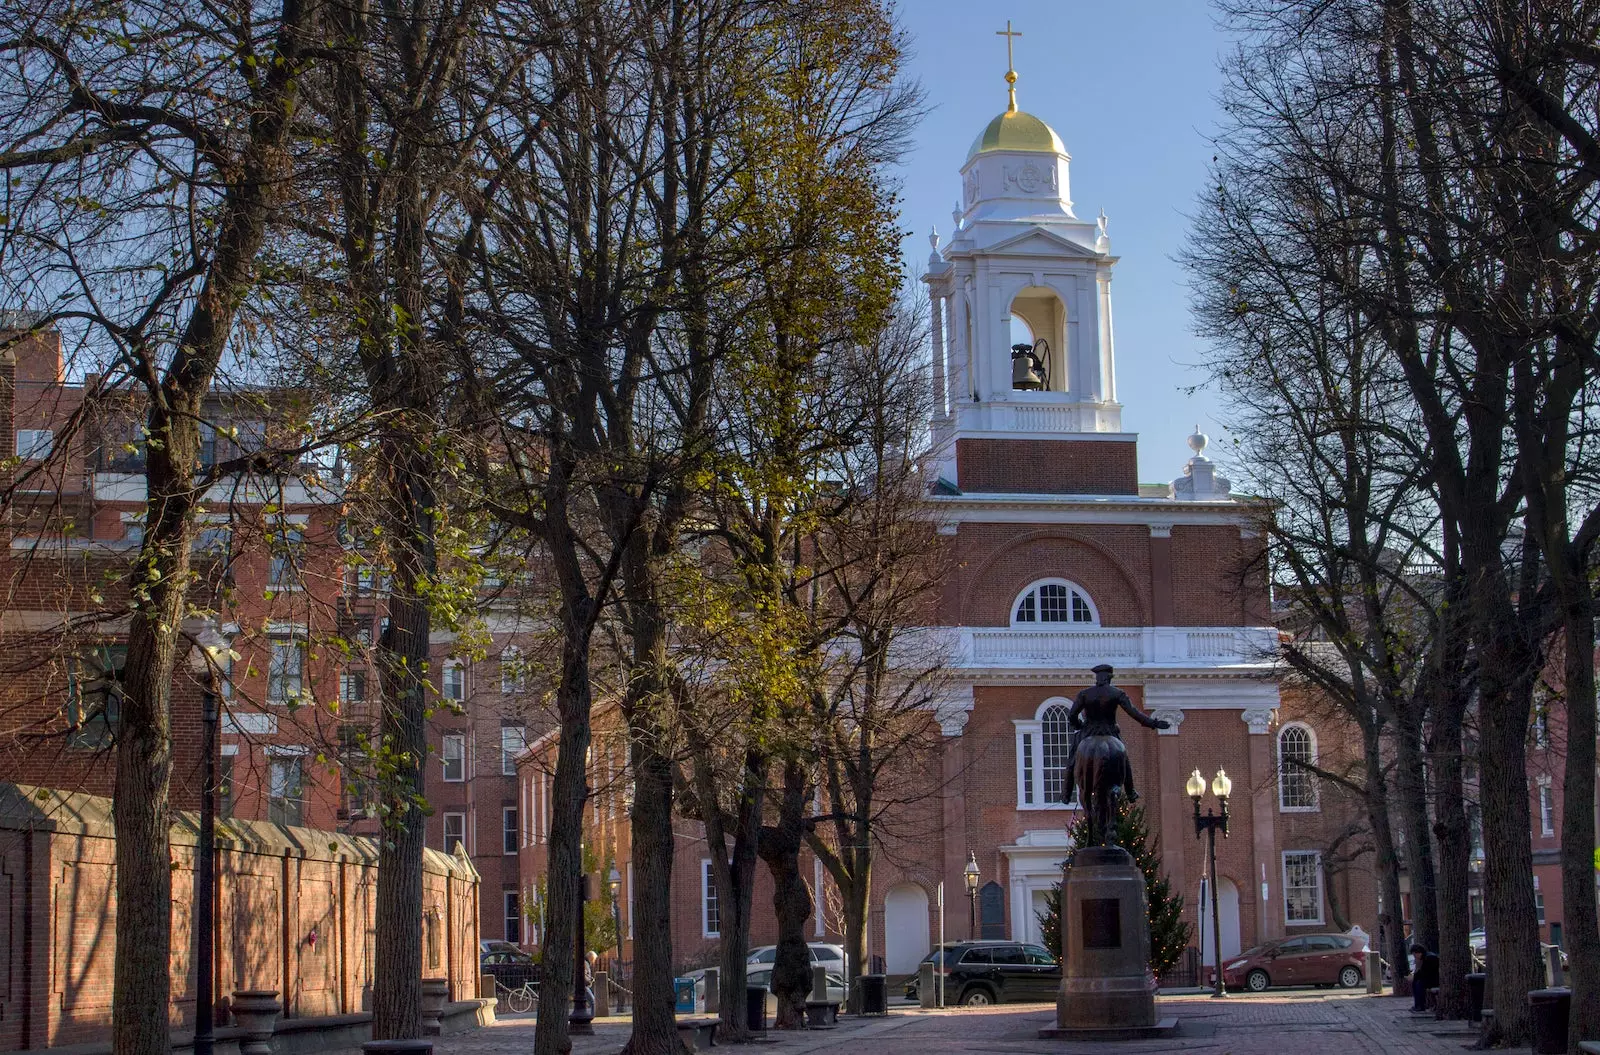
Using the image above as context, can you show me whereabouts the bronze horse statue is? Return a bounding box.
[1065,665,1170,847]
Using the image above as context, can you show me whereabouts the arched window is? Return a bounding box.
[1277,724,1317,810]
[1041,704,1073,804]
[1015,698,1081,810]
[1012,579,1098,626]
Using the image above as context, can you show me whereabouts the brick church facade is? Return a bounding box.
[516,88,1384,978]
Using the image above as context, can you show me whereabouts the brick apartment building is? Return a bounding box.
[0,323,539,944]
[511,90,1385,978]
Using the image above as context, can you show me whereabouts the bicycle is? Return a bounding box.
[496,980,538,1015]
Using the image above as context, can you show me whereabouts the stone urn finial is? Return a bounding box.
[230,990,281,1055]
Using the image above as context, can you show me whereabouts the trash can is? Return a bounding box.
[857,974,887,1015]
[1528,987,1571,1055]
[746,985,767,1033]
[1465,974,1487,1023]
[673,978,696,1014]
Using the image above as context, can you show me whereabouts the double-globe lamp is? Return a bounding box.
[1187,767,1232,999]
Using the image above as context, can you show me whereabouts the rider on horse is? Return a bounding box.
[1062,664,1170,805]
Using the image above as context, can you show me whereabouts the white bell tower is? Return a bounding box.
[924,28,1130,493]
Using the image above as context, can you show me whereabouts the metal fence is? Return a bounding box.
[1157,946,1201,988]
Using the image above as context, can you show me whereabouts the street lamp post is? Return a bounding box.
[608,866,624,1010]
[571,870,593,1034]
[187,628,231,1055]
[1187,767,1232,999]
[963,852,981,940]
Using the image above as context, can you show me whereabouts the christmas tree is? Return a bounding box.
[1037,801,1191,976]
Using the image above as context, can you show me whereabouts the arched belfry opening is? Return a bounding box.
[1007,287,1066,393]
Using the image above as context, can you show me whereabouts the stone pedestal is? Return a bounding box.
[1040,847,1176,1040]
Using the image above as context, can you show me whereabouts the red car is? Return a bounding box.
[1220,933,1366,992]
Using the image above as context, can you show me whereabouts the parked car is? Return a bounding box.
[902,940,1061,1006]
[1221,933,1365,992]
[746,943,847,975]
[747,967,846,1014]
[480,947,540,991]
[1467,930,1566,978]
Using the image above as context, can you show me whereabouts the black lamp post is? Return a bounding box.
[1187,767,1232,999]
[187,628,230,1055]
[608,866,624,1010]
[570,762,594,1036]
[963,852,981,939]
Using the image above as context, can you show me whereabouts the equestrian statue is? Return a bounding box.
[1064,664,1170,846]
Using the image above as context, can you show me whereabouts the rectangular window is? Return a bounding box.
[443,812,466,854]
[443,663,465,701]
[501,651,526,694]
[503,807,518,855]
[1539,783,1555,835]
[217,753,235,819]
[502,726,525,776]
[441,734,466,782]
[268,756,305,827]
[339,670,367,703]
[199,423,217,467]
[268,528,305,589]
[67,645,126,749]
[1533,709,1550,748]
[1283,851,1324,925]
[504,890,521,944]
[702,859,720,937]
[1021,733,1034,806]
[267,638,304,702]
[17,429,52,460]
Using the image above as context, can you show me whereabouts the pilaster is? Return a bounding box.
[1243,709,1280,942]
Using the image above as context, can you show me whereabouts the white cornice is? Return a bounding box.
[926,493,1261,527]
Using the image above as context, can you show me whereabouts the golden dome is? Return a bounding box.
[966,109,1067,161]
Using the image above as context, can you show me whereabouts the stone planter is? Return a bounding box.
[230,990,282,1055]
[420,978,450,1036]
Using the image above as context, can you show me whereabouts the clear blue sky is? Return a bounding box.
[891,1,1235,484]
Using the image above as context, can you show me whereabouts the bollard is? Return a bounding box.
[918,961,937,1009]
[594,971,610,1017]
[811,964,829,1003]
[1545,946,1565,988]
[703,967,719,1016]
[1365,951,1382,995]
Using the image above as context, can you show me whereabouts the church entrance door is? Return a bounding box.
[1197,876,1242,963]
[884,883,931,974]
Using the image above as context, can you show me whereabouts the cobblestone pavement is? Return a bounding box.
[415,991,1529,1055]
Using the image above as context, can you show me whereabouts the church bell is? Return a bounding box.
[1011,339,1049,391]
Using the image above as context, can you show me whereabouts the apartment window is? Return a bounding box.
[268,527,305,589]
[67,644,126,748]
[443,812,466,854]
[1532,707,1550,748]
[1534,875,1546,925]
[442,662,466,702]
[504,890,521,944]
[1539,779,1555,835]
[500,647,526,694]
[502,726,526,776]
[1011,579,1097,625]
[268,756,305,827]
[701,859,720,937]
[503,807,518,855]
[1283,851,1324,925]
[267,638,304,703]
[349,563,385,595]
[218,750,235,819]
[1278,724,1318,811]
[339,670,367,703]
[441,734,466,782]
[17,429,52,460]
[1015,700,1078,809]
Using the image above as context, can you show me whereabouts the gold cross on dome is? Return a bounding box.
[996,20,1022,111]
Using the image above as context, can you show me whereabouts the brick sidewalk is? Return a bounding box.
[414,991,1530,1055]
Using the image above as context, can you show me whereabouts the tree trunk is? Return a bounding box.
[621,726,687,1055]
[1361,722,1409,995]
[1476,628,1544,1046]
[1392,704,1439,955]
[1558,606,1599,1053]
[702,749,762,1043]
[759,761,813,1030]
[840,853,870,1008]
[1430,698,1473,1020]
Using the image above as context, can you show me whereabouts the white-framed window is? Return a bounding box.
[268,527,305,589]
[268,755,305,827]
[17,428,52,460]
[267,637,304,703]
[442,660,466,701]
[504,889,521,944]
[1010,579,1098,626]
[1014,698,1080,809]
[1277,723,1318,811]
[502,726,526,775]
[501,647,526,694]
[701,859,720,937]
[503,807,518,855]
[1534,875,1546,925]
[443,811,466,854]
[1532,707,1550,748]
[339,670,366,703]
[1282,851,1324,925]
[1538,777,1555,835]
[441,734,466,782]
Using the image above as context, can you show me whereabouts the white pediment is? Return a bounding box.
[978,226,1102,260]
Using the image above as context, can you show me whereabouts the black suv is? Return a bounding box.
[903,940,1061,1006]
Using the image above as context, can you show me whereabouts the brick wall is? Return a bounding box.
[955,438,1139,495]
[0,783,479,1052]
